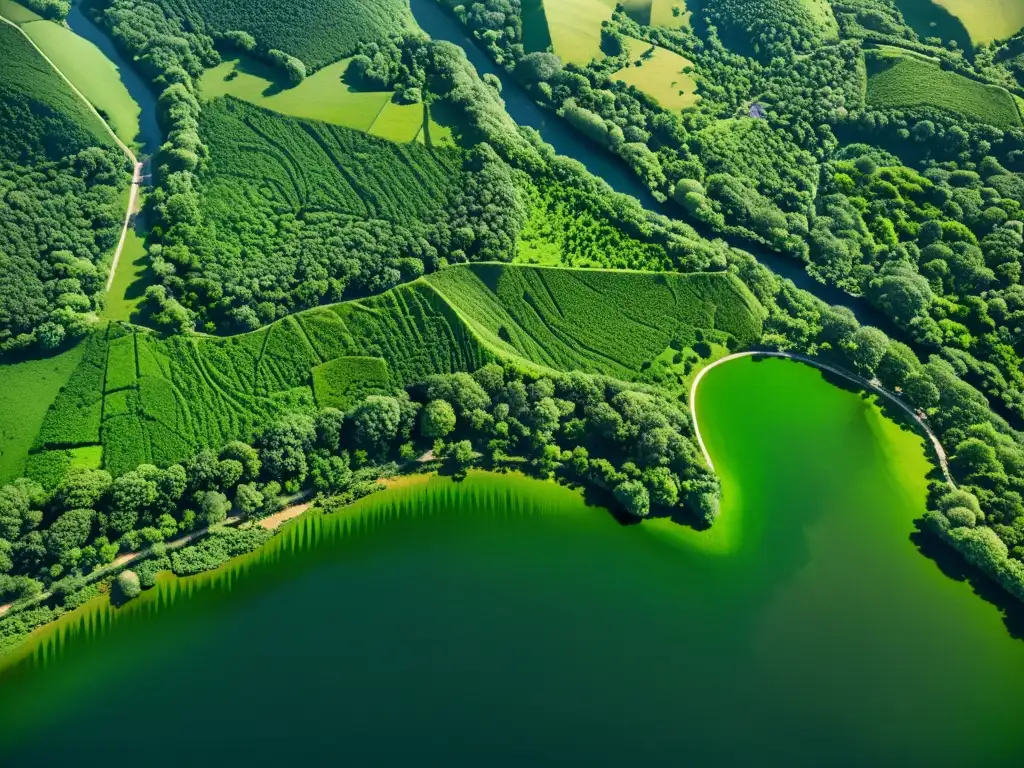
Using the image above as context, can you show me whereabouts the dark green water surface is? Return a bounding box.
[2,358,1023,765]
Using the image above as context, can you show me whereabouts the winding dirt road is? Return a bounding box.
[689,351,955,487]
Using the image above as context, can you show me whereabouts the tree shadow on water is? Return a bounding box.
[911,526,1024,642]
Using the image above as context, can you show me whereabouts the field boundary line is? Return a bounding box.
[689,350,954,486]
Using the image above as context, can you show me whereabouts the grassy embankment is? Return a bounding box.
[21,265,763,486]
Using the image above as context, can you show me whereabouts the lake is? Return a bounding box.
[1,357,1021,766]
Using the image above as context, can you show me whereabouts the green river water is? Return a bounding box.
[1,357,1022,765]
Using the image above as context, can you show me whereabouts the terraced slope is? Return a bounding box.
[25,266,764,483]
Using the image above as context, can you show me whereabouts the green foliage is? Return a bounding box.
[866,51,1021,130]
[104,334,137,393]
[170,526,273,576]
[0,25,129,351]
[160,0,411,70]
[311,357,391,410]
[164,97,475,329]
[422,399,457,439]
[698,0,838,58]
[115,569,141,600]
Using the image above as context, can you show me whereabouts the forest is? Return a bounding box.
[0,22,131,353]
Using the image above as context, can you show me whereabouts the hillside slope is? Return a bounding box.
[25,266,764,483]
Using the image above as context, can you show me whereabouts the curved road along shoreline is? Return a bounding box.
[689,351,955,487]
[0,13,142,294]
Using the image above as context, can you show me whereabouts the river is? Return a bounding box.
[1,359,1021,765]
[407,0,891,327]
[65,2,161,156]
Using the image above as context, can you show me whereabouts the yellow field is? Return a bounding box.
[650,0,690,29]
[543,0,618,65]
[934,0,1024,44]
[613,37,699,110]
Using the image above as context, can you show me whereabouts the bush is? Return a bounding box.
[116,570,142,600]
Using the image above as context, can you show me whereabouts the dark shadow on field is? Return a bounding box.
[426,98,473,148]
[520,0,552,54]
[215,54,292,97]
[892,0,973,58]
[911,526,1024,641]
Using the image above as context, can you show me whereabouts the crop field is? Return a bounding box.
[368,102,429,144]
[13,10,140,149]
[650,0,690,29]
[24,266,762,480]
[425,264,764,382]
[936,0,1024,44]
[896,0,1024,46]
[312,357,392,409]
[161,0,411,70]
[613,37,699,110]
[0,345,86,483]
[866,50,1021,129]
[0,22,112,160]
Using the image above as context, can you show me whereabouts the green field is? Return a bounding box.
[312,356,392,409]
[866,50,1021,129]
[0,346,88,482]
[537,0,617,65]
[103,228,152,323]
[650,0,690,28]
[0,0,39,23]
[24,265,763,481]
[14,13,140,149]
[200,55,450,143]
[933,0,1024,45]
[613,37,699,110]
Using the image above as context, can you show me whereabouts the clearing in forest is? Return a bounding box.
[650,0,690,29]
[613,37,699,110]
[537,0,618,65]
[200,55,449,143]
[866,49,1021,129]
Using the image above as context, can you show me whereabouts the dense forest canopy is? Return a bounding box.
[0,22,130,353]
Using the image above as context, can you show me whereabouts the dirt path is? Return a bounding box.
[0,13,142,295]
[689,351,955,487]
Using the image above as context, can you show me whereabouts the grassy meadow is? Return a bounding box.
[867,50,1021,128]
[650,0,691,29]
[614,37,699,110]
[537,0,617,65]
[932,0,1024,44]
[200,55,450,143]
[0,1,141,149]
[0,345,87,483]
